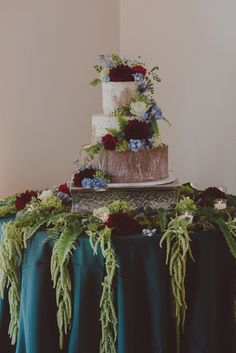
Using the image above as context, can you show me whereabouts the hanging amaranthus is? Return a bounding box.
[160,216,194,353]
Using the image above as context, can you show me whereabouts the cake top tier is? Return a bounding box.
[90,53,162,115]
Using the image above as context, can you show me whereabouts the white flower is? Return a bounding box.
[130,101,148,117]
[93,207,110,222]
[151,133,162,148]
[38,189,53,201]
[142,228,157,237]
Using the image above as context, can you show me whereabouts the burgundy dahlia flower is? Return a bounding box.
[15,190,38,210]
[109,64,135,82]
[105,212,140,236]
[124,119,150,141]
[195,187,226,207]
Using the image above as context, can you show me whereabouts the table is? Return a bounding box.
[0,217,235,353]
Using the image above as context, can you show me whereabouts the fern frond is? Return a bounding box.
[50,218,82,349]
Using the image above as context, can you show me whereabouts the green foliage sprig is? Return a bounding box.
[0,196,17,218]
[226,216,236,238]
[82,143,105,165]
[107,115,128,140]
[107,200,129,213]
[175,197,197,213]
[90,78,101,86]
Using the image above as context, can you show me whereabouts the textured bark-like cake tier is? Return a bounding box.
[91,147,168,183]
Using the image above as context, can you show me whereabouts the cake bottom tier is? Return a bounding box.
[90,147,168,183]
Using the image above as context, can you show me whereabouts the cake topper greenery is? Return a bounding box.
[84,54,169,161]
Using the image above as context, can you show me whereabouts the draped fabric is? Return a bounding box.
[0,217,235,353]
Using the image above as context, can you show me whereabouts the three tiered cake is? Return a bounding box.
[82,54,169,184]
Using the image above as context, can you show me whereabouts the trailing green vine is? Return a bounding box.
[49,212,84,349]
[160,216,194,353]
[0,194,64,344]
[87,224,118,353]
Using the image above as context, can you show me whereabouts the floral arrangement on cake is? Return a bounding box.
[72,166,109,189]
[85,54,168,160]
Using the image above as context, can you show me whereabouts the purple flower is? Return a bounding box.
[138,81,150,93]
[139,112,151,123]
[104,59,114,68]
[57,191,72,205]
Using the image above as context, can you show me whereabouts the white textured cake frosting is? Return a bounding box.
[92,114,118,143]
[92,114,137,143]
[102,81,138,114]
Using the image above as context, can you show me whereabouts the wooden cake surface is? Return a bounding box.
[90,147,168,183]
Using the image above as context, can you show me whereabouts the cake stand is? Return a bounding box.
[70,172,180,212]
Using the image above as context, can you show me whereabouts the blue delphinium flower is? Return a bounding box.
[128,139,146,152]
[82,178,93,188]
[104,59,114,68]
[91,178,108,189]
[133,72,144,82]
[148,103,162,120]
[138,81,150,93]
[101,74,110,83]
[139,112,151,123]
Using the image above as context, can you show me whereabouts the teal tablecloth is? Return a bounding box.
[0,217,235,353]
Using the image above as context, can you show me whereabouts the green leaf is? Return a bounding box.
[156,209,168,232]
[106,128,122,138]
[150,118,159,136]
[90,78,101,86]
[213,216,236,260]
[111,54,122,65]
[118,116,128,131]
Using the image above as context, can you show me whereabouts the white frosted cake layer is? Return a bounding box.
[102,81,138,114]
[92,114,119,143]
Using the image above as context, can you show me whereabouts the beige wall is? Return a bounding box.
[0,0,119,197]
[121,0,236,194]
[1,0,236,196]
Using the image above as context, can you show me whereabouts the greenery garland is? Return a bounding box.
[0,184,235,352]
